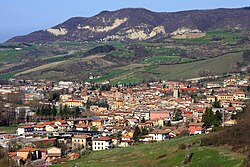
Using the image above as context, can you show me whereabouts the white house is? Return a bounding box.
[45,125,58,132]
[92,136,112,151]
[17,125,34,136]
[148,129,170,141]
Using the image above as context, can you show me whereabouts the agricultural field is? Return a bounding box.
[94,52,243,84]
[173,29,242,44]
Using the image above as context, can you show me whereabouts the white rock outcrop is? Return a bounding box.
[77,18,128,32]
[171,27,201,36]
[47,27,68,36]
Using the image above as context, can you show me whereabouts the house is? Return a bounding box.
[16,147,44,164]
[64,99,84,108]
[148,129,170,141]
[139,135,153,143]
[46,147,62,162]
[150,111,170,120]
[217,94,234,102]
[34,124,46,131]
[45,125,58,132]
[91,120,103,129]
[188,123,205,135]
[72,134,92,151]
[17,125,34,136]
[76,123,89,131]
[119,136,133,147]
[92,136,112,151]
[68,153,80,160]
[233,91,246,101]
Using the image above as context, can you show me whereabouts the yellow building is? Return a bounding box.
[72,135,92,151]
[217,94,234,102]
[64,99,84,108]
[91,120,103,129]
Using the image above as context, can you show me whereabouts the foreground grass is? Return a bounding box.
[52,136,245,167]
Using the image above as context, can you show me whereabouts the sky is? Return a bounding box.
[0,0,249,42]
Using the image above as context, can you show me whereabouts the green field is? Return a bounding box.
[0,44,36,62]
[174,29,242,44]
[0,125,17,133]
[52,136,245,167]
[0,70,24,79]
[100,52,242,84]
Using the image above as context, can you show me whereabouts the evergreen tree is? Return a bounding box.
[213,100,221,108]
[214,110,222,127]
[59,107,64,119]
[36,108,41,117]
[63,104,69,119]
[52,105,57,117]
[133,125,141,142]
[202,108,214,128]
[75,106,80,116]
[141,127,148,135]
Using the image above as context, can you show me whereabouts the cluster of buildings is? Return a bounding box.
[0,74,248,166]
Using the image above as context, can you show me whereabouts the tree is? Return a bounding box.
[172,109,183,121]
[213,99,221,108]
[133,126,141,142]
[202,108,214,128]
[214,110,222,127]
[63,105,70,119]
[141,127,148,135]
[52,105,57,117]
[74,106,80,117]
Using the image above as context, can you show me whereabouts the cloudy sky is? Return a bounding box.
[0,0,249,42]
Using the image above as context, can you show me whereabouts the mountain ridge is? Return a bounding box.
[7,7,250,43]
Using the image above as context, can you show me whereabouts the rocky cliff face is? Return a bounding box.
[7,7,250,43]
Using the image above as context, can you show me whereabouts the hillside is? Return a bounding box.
[7,7,250,43]
[1,8,250,82]
[52,135,245,167]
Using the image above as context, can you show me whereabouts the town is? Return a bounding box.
[0,73,249,166]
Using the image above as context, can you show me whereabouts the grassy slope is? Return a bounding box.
[102,52,242,84]
[52,136,245,167]
[154,52,242,80]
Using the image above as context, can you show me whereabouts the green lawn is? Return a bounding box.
[0,125,18,133]
[52,135,245,167]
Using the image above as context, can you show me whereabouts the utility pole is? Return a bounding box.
[184,121,190,164]
[222,109,225,127]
